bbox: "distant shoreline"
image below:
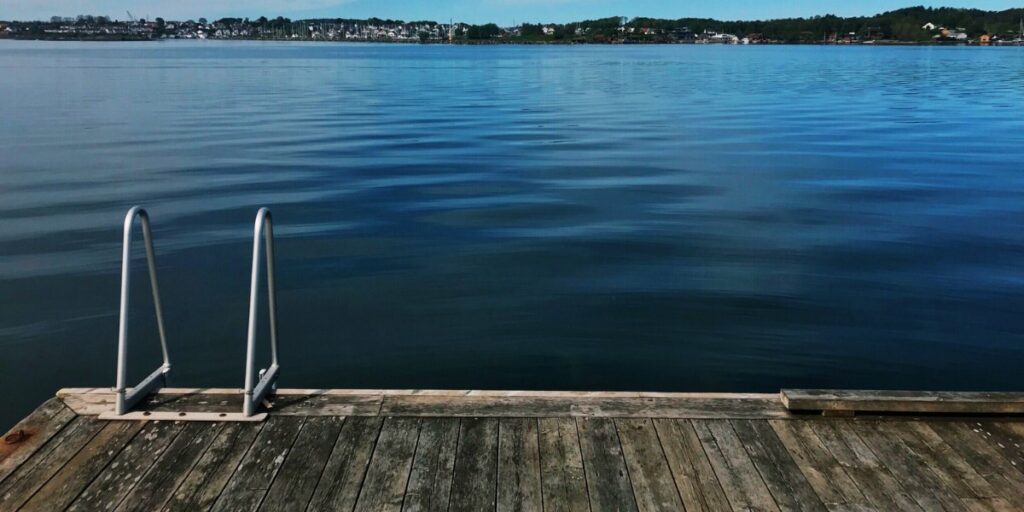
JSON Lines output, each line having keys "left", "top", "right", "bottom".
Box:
{"left": 1, "top": 37, "right": 1017, "bottom": 47}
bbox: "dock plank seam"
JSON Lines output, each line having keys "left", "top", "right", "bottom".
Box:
{"left": 0, "top": 417, "right": 105, "bottom": 511}
{"left": 609, "top": 418, "right": 641, "bottom": 512}
{"left": 443, "top": 417, "right": 464, "bottom": 512}
{"left": 116, "top": 422, "right": 228, "bottom": 512}
{"left": 253, "top": 417, "right": 310, "bottom": 511}
{"left": 571, "top": 418, "right": 594, "bottom": 512}
{"left": 204, "top": 421, "right": 270, "bottom": 510}
{"left": 22, "top": 420, "right": 147, "bottom": 511}
{"left": 291, "top": 416, "right": 348, "bottom": 512}
{"left": 397, "top": 419, "right": 424, "bottom": 512}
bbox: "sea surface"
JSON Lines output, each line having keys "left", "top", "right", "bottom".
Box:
{"left": 2, "top": 40, "right": 1024, "bottom": 428}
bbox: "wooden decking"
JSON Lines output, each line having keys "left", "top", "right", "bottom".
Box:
{"left": 2, "top": 389, "right": 1024, "bottom": 511}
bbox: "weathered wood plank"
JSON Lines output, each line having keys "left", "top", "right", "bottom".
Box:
{"left": 692, "top": 419, "right": 780, "bottom": 512}
{"left": 782, "top": 389, "right": 1024, "bottom": 414}
{"left": 975, "top": 422, "right": 1024, "bottom": 476}
{"left": 497, "top": 418, "right": 543, "bottom": 512}
{"left": 210, "top": 415, "right": 305, "bottom": 512}
{"left": 0, "top": 417, "right": 105, "bottom": 511}
{"left": 615, "top": 418, "right": 683, "bottom": 511}
{"left": 576, "top": 417, "right": 638, "bottom": 512}
{"left": 20, "top": 420, "right": 145, "bottom": 512}
{"left": 853, "top": 421, "right": 965, "bottom": 511}
{"left": 68, "top": 420, "right": 185, "bottom": 511}
{"left": 731, "top": 419, "right": 825, "bottom": 511}
{"left": 354, "top": 417, "right": 420, "bottom": 512}
{"left": 402, "top": 418, "right": 460, "bottom": 512}
{"left": 259, "top": 416, "right": 346, "bottom": 512}
{"left": 163, "top": 422, "right": 264, "bottom": 511}
{"left": 888, "top": 421, "right": 996, "bottom": 498}
{"left": 808, "top": 421, "right": 922, "bottom": 511}
{"left": 60, "top": 390, "right": 382, "bottom": 417}
{"left": 651, "top": 419, "right": 730, "bottom": 512}
{"left": 767, "top": 419, "right": 867, "bottom": 509}
{"left": 307, "top": 416, "right": 384, "bottom": 512}
{"left": 538, "top": 417, "right": 590, "bottom": 512}
{"left": 449, "top": 418, "right": 499, "bottom": 512}
{"left": 928, "top": 422, "right": 1024, "bottom": 509}
{"left": 116, "top": 422, "right": 223, "bottom": 512}
{"left": 0, "top": 398, "right": 77, "bottom": 485}
{"left": 383, "top": 395, "right": 787, "bottom": 418}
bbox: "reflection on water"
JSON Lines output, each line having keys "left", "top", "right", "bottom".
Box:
{"left": 2, "top": 41, "right": 1024, "bottom": 427}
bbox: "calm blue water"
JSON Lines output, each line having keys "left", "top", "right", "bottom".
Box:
{"left": 2, "top": 40, "right": 1024, "bottom": 428}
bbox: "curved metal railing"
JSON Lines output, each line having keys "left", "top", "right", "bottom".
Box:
{"left": 243, "top": 207, "right": 280, "bottom": 416}
{"left": 115, "top": 206, "right": 171, "bottom": 415}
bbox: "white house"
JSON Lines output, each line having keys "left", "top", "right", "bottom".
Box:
{"left": 922, "top": 22, "right": 937, "bottom": 30}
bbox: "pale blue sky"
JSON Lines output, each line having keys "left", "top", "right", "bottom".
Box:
{"left": 3, "top": 0, "right": 1021, "bottom": 24}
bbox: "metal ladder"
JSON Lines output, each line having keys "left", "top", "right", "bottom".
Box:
{"left": 101, "top": 207, "right": 280, "bottom": 421}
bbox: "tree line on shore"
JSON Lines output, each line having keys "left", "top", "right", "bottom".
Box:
{"left": 3, "top": 6, "right": 1022, "bottom": 43}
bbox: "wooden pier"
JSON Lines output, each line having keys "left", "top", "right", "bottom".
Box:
{"left": 2, "top": 388, "right": 1024, "bottom": 511}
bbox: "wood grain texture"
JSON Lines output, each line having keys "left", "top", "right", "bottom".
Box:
{"left": 354, "top": 417, "right": 420, "bottom": 512}
{"left": 449, "top": 417, "right": 499, "bottom": 512}
{"left": 403, "top": 418, "right": 460, "bottom": 512}
{"left": 497, "top": 418, "right": 543, "bottom": 512}
{"left": 0, "top": 398, "right": 77, "bottom": 485}
{"left": 782, "top": 389, "right": 1024, "bottom": 414}
{"left": 307, "top": 416, "right": 384, "bottom": 512}
{"left": 259, "top": 416, "right": 346, "bottom": 512}
{"left": 20, "top": 420, "right": 144, "bottom": 512}
{"left": 692, "top": 419, "right": 780, "bottom": 512}
{"left": 0, "top": 416, "right": 105, "bottom": 511}
{"left": 538, "top": 417, "right": 590, "bottom": 512}
{"left": 210, "top": 415, "right": 305, "bottom": 512}
{"left": 576, "top": 417, "right": 637, "bottom": 512}
{"left": 68, "top": 419, "right": 184, "bottom": 511}
{"left": 163, "top": 422, "right": 264, "bottom": 511}
{"left": 116, "top": 422, "right": 223, "bottom": 512}
{"left": 651, "top": 418, "right": 730, "bottom": 512}
{"left": 615, "top": 418, "right": 682, "bottom": 512}
{"left": 8, "top": 390, "right": 1024, "bottom": 510}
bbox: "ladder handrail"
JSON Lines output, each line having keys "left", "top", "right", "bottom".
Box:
{"left": 115, "top": 206, "right": 170, "bottom": 415}
{"left": 243, "top": 207, "right": 280, "bottom": 416}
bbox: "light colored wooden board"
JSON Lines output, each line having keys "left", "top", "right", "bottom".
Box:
{"left": 651, "top": 418, "right": 730, "bottom": 512}
{"left": 782, "top": 389, "right": 1024, "bottom": 414}
{"left": 58, "top": 388, "right": 786, "bottom": 418}
{"left": 808, "top": 421, "right": 923, "bottom": 511}
{"left": 538, "top": 418, "right": 590, "bottom": 512}
{"left": 730, "top": 419, "right": 825, "bottom": 511}
{"left": 99, "top": 411, "right": 268, "bottom": 422}
{"left": 615, "top": 418, "right": 684, "bottom": 511}
{"left": 692, "top": 419, "right": 780, "bottom": 512}
{"left": 851, "top": 421, "right": 966, "bottom": 511}
{"left": 767, "top": 419, "right": 868, "bottom": 509}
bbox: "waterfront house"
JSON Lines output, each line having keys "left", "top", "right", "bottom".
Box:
{"left": 922, "top": 22, "right": 938, "bottom": 30}
{"left": 979, "top": 33, "right": 991, "bottom": 44}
